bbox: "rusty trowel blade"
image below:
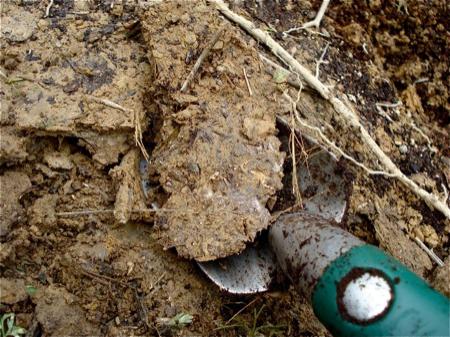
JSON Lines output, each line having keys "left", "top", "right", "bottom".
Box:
{"left": 199, "top": 148, "right": 348, "bottom": 294}
{"left": 197, "top": 243, "right": 277, "bottom": 294}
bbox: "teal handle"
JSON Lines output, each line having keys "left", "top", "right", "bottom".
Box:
{"left": 312, "top": 245, "right": 450, "bottom": 337}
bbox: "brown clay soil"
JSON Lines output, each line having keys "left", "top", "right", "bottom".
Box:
{"left": 0, "top": 1, "right": 448, "bottom": 337}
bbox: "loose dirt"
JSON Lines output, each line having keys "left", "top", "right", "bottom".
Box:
{"left": 141, "top": 1, "right": 284, "bottom": 261}
{"left": 1, "top": 1, "right": 448, "bottom": 337}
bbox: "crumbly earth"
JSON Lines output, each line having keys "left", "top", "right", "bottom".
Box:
{"left": 141, "top": 1, "right": 284, "bottom": 261}
{"left": 0, "top": 1, "right": 448, "bottom": 337}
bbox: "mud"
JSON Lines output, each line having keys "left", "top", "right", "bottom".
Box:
{"left": 1, "top": 1, "right": 448, "bottom": 336}
{"left": 141, "top": 1, "right": 284, "bottom": 261}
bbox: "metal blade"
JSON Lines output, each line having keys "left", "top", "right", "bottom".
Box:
{"left": 197, "top": 242, "right": 277, "bottom": 294}
{"left": 298, "top": 149, "right": 347, "bottom": 222}
{"left": 199, "top": 147, "right": 348, "bottom": 294}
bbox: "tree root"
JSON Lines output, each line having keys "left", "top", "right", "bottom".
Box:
{"left": 210, "top": 0, "right": 450, "bottom": 219}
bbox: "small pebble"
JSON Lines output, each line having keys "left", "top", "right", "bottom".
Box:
{"left": 399, "top": 144, "right": 408, "bottom": 154}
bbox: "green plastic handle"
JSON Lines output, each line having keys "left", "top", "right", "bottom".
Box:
{"left": 312, "top": 245, "right": 450, "bottom": 337}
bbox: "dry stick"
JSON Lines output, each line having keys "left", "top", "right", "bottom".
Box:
{"left": 376, "top": 101, "right": 402, "bottom": 109}
{"left": 180, "top": 25, "right": 226, "bottom": 93}
{"left": 79, "top": 269, "right": 112, "bottom": 286}
{"left": 290, "top": 85, "right": 305, "bottom": 206}
{"left": 211, "top": 0, "right": 450, "bottom": 219}
{"left": 242, "top": 67, "right": 253, "bottom": 96}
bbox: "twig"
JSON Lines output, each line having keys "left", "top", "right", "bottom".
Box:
{"left": 376, "top": 101, "right": 401, "bottom": 122}
{"left": 290, "top": 86, "right": 305, "bottom": 205}
{"left": 242, "top": 67, "right": 253, "bottom": 96}
{"left": 414, "top": 238, "right": 444, "bottom": 267}
{"left": 0, "top": 70, "right": 43, "bottom": 86}
{"left": 79, "top": 265, "right": 131, "bottom": 286}
{"left": 376, "top": 106, "right": 394, "bottom": 122}
{"left": 180, "top": 25, "right": 226, "bottom": 93}
{"left": 69, "top": 11, "right": 90, "bottom": 15}
{"left": 211, "top": 0, "right": 450, "bottom": 219}
{"left": 315, "top": 42, "right": 330, "bottom": 79}
{"left": 45, "top": 0, "right": 54, "bottom": 18}
{"left": 211, "top": 0, "right": 329, "bottom": 98}
{"left": 80, "top": 269, "right": 111, "bottom": 286}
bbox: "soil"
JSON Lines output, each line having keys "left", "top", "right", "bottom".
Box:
{"left": 141, "top": 1, "right": 284, "bottom": 261}
{"left": 1, "top": 1, "right": 448, "bottom": 337}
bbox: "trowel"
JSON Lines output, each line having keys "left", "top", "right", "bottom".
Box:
{"left": 198, "top": 147, "right": 449, "bottom": 337}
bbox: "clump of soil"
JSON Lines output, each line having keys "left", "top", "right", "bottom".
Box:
{"left": 141, "top": 1, "right": 284, "bottom": 261}
{"left": 329, "top": 0, "right": 449, "bottom": 126}
{"left": 0, "top": 1, "right": 448, "bottom": 337}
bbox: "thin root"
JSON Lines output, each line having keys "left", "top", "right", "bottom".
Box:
{"left": 283, "top": 0, "right": 330, "bottom": 33}
{"left": 290, "top": 113, "right": 303, "bottom": 206}
{"left": 315, "top": 42, "right": 330, "bottom": 79}
{"left": 285, "top": 92, "right": 398, "bottom": 178}
{"left": 210, "top": 0, "right": 450, "bottom": 218}
{"left": 134, "top": 109, "right": 150, "bottom": 162}
{"left": 45, "top": 0, "right": 54, "bottom": 18}
{"left": 410, "top": 121, "right": 436, "bottom": 152}
{"left": 414, "top": 238, "right": 444, "bottom": 267}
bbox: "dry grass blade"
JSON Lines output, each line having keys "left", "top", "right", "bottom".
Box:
{"left": 85, "top": 95, "right": 150, "bottom": 161}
